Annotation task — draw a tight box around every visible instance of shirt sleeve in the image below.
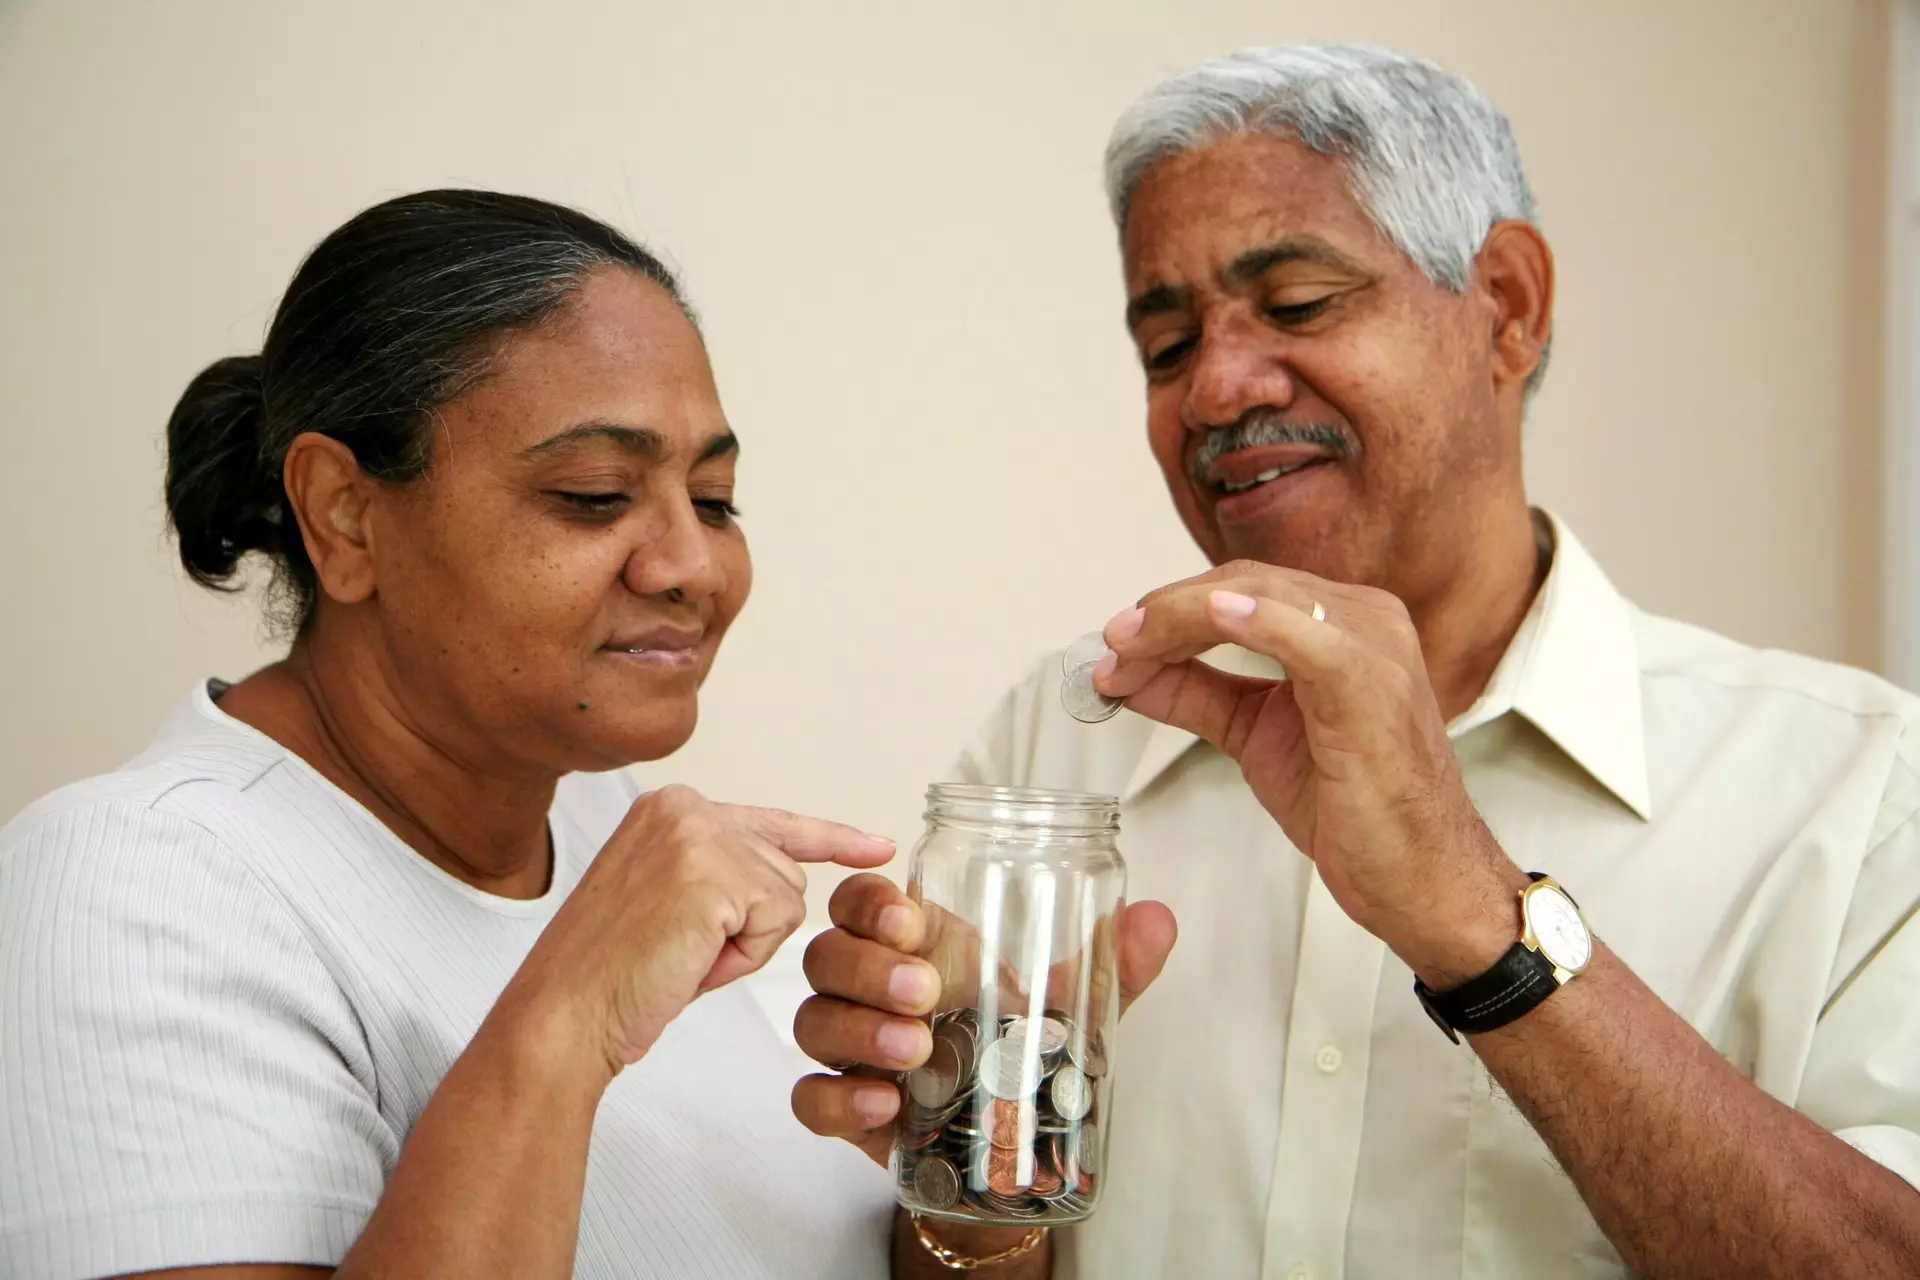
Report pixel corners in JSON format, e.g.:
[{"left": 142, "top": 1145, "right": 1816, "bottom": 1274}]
[
  {"left": 0, "top": 798, "right": 397, "bottom": 1280},
  {"left": 1796, "top": 805, "right": 1920, "bottom": 1194}
]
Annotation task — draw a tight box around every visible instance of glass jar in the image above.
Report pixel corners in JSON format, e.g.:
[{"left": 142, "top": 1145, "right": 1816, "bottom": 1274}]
[{"left": 891, "top": 784, "right": 1126, "bottom": 1227}]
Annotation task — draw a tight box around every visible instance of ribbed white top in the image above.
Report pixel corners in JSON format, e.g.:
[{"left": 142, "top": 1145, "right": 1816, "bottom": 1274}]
[{"left": 0, "top": 683, "right": 891, "bottom": 1279}]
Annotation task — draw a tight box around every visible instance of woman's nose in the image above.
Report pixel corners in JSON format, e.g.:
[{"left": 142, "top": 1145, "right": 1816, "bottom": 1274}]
[{"left": 622, "top": 498, "right": 725, "bottom": 602}]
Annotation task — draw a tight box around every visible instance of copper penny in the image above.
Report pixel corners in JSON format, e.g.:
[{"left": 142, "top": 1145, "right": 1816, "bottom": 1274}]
[
  {"left": 988, "top": 1097, "right": 1035, "bottom": 1150},
  {"left": 985, "top": 1144, "right": 1027, "bottom": 1196},
  {"left": 1030, "top": 1161, "right": 1064, "bottom": 1198}
]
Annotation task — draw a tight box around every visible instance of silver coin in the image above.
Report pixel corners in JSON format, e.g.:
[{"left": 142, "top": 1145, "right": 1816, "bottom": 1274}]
[
  {"left": 907, "top": 1034, "right": 963, "bottom": 1109},
  {"left": 1060, "top": 661, "right": 1123, "bottom": 724},
  {"left": 1060, "top": 630, "right": 1110, "bottom": 676},
  {"left": 1049, "top": 1065, "right": 1092, "bottom": 1121},
  {"left": 913, "top": 1154, "right": 962, "bottom": 1211},
  {"left": 1001, "top": 1014, "right": 1071, "bottom": 1058},
  {"left": 977, "top": 1032, "right": 1043, "bottom": 1100},
  {"left": 932, "top": 1016, "right": 979, "bottom": 1083},
  {"left": 1073, "top": 1120, "right": 1103, "bottom": 1177},
  {"left": 1069, "top": 1030, "right": 1108, "bottom": 1079}
]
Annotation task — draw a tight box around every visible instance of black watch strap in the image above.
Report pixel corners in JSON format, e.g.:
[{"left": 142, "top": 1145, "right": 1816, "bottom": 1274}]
[{"left": 1413, "top": 941, "right": 1561, "bottom": 1043}]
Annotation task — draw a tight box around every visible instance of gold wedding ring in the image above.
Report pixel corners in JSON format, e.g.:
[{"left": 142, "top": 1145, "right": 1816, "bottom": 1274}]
[{"left": 1309, "top": 600, "right": 1327, "bottom": 623}]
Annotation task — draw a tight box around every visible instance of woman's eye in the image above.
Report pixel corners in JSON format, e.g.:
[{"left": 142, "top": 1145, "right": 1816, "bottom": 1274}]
[
  {"left": 695, "top": 498, "right": 741, "bottom": 528},
  {"left": 1269, "top": 297, "right": 1333, "bottom": 325}
]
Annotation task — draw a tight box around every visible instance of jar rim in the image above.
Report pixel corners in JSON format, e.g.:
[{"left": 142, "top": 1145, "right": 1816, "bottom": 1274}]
[{"left": 923, "top": 784, "right": 1119, "bottom": 832}]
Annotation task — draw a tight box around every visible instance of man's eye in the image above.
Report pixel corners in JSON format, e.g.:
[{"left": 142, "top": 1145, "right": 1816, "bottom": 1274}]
[
  {"left": 1144, "top": 338, "right": 1195, "bottom": 372},
  {"left": 1269, "top": 297, "right": 1333, "bottom": 325},
  {"left": 694, "top": 498, "right": 741, "bottom": 528},
  {"left": 551, "top": 491, "right": 630, "bottom": 515}
]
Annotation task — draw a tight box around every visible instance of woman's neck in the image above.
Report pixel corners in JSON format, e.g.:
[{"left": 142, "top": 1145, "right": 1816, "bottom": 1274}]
[{"left": 217, "top": 632, "right": 558, "bottom": 900}]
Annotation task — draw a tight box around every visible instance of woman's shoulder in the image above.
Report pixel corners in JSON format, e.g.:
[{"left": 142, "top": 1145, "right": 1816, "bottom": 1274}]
[{"left": 0, "top": 684, "right": 311, "bottom": 908}]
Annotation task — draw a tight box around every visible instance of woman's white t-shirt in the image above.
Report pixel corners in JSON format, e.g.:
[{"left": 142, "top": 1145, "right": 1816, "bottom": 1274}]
[{"left": 0, "top": 683, "right": 892, "bottom": 1280}]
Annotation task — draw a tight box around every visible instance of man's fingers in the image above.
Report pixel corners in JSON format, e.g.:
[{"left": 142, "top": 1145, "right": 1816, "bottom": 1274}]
[
  {"left": 791, "top": 1072, "right": 901, "bottom": 1143},
  {"left": 793, "top": 993, "right": 932, "bottom": 1072},
  {"left": 738, "top": 807, "right": 897, "bottom": 867},
  {"left": 1116, "top": 899, "right": 1178, "bottom": 1016},
  {"left": 1107, "top": 658, "right": 1281, "bottom": 754},
  {"left": 1201, "top": 590, "right": 1356, "bottom": 697},
  {"left": 827, "top": 872, "right": 925, "bottom": 950},
  {"left": 802, "top": 927, "right": 941, "bottom": 1015}
]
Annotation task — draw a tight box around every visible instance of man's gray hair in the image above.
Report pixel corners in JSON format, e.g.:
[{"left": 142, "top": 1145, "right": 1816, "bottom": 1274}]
[{"left": 1105, "top": 43, "right": 1549, "bottom": 389}]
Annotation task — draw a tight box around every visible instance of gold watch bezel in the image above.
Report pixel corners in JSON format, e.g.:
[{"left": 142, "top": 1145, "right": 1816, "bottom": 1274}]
[{"left": 1519, "top": 875, "right": 1592, "bottom": 982}]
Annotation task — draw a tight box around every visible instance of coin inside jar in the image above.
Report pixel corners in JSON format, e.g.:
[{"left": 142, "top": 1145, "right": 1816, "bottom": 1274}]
[
  {"left": 907, "top": 1034, "right": 962, "bottom": 1109},
  {"left": 1048, "top": 1064, "right": 1092, "bottom": 1121},
  {"left": 988, "top": 1097, "right": 1036, "bottom": 1150},
  {"left": 978, "top": 1030, "right": 1044, "bottom": 1100},
  {"left": 913, "top": 1154, "right": 962, "bottom": 1211}
]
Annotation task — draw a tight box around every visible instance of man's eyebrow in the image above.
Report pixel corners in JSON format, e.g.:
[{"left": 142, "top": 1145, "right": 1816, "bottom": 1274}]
[
  {"left": 695, "top": 430, "right": 740, "bottom": 464},
  {"left": 1223, "top": 238, "right": 1367, "bottom": 287},
  {"left": 518, "top": 423, "right": 740, "bottom": 463},
  {"left": 1125, "top": 284, "right": 1190, "bottom": 331}
]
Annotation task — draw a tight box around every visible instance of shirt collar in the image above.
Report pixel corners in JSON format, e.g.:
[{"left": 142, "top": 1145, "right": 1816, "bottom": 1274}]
[{"left": 1121, "top": 510, "right": 1652, "bottom": 820}]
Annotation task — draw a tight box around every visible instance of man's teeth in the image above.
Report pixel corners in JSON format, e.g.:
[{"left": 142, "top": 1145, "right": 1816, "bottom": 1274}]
[{"left": 1220, "top": 461, "right": 1312, "bottom": 494}]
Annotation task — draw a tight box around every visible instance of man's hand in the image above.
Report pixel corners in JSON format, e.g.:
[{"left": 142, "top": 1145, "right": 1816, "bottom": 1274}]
[
  {"left": 1096, "top": 561, "right": 1525, "bottom": 984},
  {"left": 790, "top": 873, "right": 1176, "bottom": 1165}
]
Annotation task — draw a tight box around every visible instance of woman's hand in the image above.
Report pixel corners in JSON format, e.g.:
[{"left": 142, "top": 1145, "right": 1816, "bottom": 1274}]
[
  {"left": 502, "top": 784, "right": 897, "bottom": 1083},
  {"left": 788, "top": 873, "right": 1177, "bottom": 1166}
]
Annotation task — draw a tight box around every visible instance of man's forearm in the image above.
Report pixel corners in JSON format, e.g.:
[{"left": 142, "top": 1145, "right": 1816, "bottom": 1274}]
[
  {"left": 1468, "top": 942, "right": 1920, "bottom": 1279},
  {"left": 889, "top": 1209, "right": 1052, "bottom": 1279}
]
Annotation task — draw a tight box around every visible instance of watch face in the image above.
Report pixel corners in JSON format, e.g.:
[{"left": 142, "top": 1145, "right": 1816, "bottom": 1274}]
[{"left": 1526, "top": 886, "right": 1592, "bottom": 972}]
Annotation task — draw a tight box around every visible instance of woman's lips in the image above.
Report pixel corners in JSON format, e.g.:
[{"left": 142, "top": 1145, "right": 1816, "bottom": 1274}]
[{"left": 602, "top": 626, "right": 704, "bottom": 669}]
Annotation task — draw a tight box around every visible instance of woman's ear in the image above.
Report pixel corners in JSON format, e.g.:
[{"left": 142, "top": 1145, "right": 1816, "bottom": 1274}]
[{"left": 283, "top": 433, "right": 379, "bottom": 606}]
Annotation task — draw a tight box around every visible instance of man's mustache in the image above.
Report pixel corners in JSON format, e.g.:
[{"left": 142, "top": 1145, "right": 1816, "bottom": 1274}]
[{"left": 1189, "top": 410, "right": 1357, "bottom": 487}]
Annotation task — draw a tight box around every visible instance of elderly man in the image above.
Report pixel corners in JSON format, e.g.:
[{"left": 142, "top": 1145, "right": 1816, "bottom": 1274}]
[{"left": 792, "top": 43, "right": 1920, "bottom": 1279}]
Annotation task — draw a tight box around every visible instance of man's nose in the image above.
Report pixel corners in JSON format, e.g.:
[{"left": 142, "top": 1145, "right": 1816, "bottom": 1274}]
[{"left": 1182, "top": 319, "right": 1297, "bottom": 432}]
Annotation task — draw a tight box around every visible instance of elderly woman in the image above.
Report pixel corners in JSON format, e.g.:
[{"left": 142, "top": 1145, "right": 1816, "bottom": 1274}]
[{"left": 0, "top": 190, "right": 919, "bottom": 1280}]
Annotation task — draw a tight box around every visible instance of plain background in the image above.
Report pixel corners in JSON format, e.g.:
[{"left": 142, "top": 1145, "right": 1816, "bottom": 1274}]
[{"left": 0, "top": 1, "right": 1903, "bottom": 1014}]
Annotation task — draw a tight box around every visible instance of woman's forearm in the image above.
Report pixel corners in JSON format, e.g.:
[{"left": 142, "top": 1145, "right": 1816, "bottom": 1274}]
[{"left": 336, "top": 992, "right": 609, "bottom": 1280}]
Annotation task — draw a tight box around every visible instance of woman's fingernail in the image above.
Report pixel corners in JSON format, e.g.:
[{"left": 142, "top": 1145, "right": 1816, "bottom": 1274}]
[
  {"left": 1105, "top": 605, "right": 1147, "bottom": 642},
  {"left": 878, "top": 1020, "right": 925, "bottom": 1063},
  {"left": 877, "top": 904, "right": 913, "bottom": 944},
  {"left": 1209, "top": 590, "right": 1258, "bottom": 619},
  {"left": 854, "top": 1086, "right": 898, "bottom": 1125},
  {"left": 1092, "top": 651, "right": 1118, "bottom": 686},
  {"left": 861, "top": 831, "right": 896, "bottom": 850},
  {"left": 888, "top": 963, "right": 935, "bottom": 1007}
]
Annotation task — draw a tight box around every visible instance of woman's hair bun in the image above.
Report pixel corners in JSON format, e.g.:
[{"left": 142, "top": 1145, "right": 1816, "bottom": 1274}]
[{"left": 164, "top": 353, "right": 280, "bottom": 590}]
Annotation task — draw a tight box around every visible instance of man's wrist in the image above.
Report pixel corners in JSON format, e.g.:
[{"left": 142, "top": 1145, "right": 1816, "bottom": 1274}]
[
  {"left": 1394, "top": 861, "right": 1532, "bottom": 990},
  {"left": 900, "top": 1208, "right": 1047, "bottom": 1271}
]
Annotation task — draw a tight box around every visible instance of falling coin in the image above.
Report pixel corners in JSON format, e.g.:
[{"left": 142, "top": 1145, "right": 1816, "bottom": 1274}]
[
  {"left": 978, "top": 1033, "right": 1042, "bottom": 1101},
  {"left": 914, "top": 1154, "right": 962, "bottom": 1211}
]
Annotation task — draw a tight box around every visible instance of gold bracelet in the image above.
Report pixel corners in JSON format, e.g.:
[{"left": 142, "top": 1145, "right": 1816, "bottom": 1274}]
[{"left": 910, "top": 1213, "right": 1047, "bottom": 1271}]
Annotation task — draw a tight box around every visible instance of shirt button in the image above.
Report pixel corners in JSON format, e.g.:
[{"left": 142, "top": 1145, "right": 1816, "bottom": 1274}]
[
  {"left": 1314, "top": 1044, "right": 1343, "bottom": 1074},
  {"left": 1286, "top": 1265, "right": 1313, "bottom": 1280}
]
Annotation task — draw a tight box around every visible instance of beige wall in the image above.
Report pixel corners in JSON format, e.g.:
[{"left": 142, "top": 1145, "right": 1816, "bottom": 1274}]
[{"left": 0, "top": 1, "right": 1890, "bottom": 913}]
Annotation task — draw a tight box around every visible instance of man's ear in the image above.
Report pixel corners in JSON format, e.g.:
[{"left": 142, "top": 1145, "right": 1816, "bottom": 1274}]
[{"left": 1477, "top": 219, "right": 1555, "bottom": 393}]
